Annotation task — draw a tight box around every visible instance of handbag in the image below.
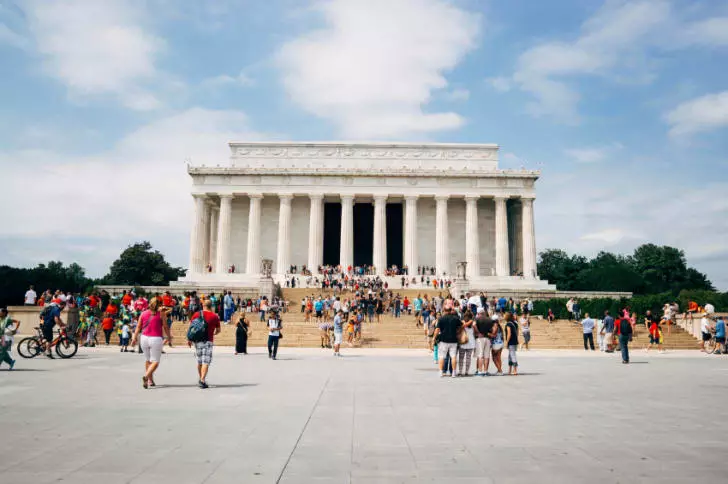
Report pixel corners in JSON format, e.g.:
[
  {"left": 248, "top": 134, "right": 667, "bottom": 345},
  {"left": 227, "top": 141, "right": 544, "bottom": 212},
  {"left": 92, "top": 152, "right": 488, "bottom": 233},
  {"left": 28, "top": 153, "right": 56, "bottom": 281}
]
[{"left": 457, "top": 327, "right": 469, "bottom": 345}]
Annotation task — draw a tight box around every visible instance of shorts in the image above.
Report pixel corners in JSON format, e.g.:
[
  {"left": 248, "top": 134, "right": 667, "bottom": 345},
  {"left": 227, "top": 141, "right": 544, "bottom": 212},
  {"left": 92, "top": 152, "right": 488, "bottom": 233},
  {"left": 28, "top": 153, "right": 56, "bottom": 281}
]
[
  {"left": 121, "top": 336, "right": 130, "bottom": 346},
  {"left": 316, "top": 310, "right": 322, "bottom": 318},
  {"left": 42, "top": 324, "right": 54, "bottom": 342},
  {"left": 649, "top": 334, "right": 659, "bottom": 344},
  {"left": 414, "top": 310, "right": 421, "bottom": 317},
  {"left": 140, "top": 335, "right": 164, "bottom": 362},
  {"left": 702, "top": 332, "right": 712, "bottom": 342},
  {"left": 522, "top": 331, "right": 531, "bottom": 344},
  {"left": 334, "top": 331, "right": 342, "bottom": 345},
  {"left": 195, "top": 341, "right": 214, "bottom": 365},
  {"left": 438, "top": 342, "right": 457, "bottom": 361},
  {"left": 492, "top": 342, "right": 504, "bottom": 351},
  {"left": 604, "top": 332, "right": 613, "bottom": 342},
  {"left": 475, "top": 337, "right": 491, "bottom": 359}
]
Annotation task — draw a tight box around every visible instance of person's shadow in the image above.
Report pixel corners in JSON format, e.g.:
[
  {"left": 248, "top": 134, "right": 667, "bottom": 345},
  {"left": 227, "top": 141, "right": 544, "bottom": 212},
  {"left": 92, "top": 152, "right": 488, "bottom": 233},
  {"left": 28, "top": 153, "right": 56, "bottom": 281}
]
[{"left": 153, "top": 383, "right": 258, "bottom": 389}]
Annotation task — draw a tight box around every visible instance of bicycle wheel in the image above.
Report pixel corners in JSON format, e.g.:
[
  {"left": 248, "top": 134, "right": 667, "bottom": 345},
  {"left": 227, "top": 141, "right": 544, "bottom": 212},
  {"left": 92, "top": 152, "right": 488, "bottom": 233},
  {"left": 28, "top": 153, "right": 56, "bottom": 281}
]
[
  {"left": 55, "top": 337, "right": 78, "bottom": 359},
  {"left": 705, "top": 338, "right": 715, "bottom": 354},
  {"left": 17, "top": 337, "right": 42, "bottom": 358}
]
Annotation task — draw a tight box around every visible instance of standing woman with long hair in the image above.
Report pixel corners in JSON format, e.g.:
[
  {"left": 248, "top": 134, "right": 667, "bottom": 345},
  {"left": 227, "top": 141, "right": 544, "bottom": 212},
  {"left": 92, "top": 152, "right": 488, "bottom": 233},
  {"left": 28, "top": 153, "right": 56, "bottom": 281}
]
[
  {"left": 490, "top": 314, "right": 504, "bottom": 376},
  {"left": 235, "top": 314, "right": 249, "bottom": 355},
  {"left": 131, "top": 297, "right": 171, "bottom": 389}
]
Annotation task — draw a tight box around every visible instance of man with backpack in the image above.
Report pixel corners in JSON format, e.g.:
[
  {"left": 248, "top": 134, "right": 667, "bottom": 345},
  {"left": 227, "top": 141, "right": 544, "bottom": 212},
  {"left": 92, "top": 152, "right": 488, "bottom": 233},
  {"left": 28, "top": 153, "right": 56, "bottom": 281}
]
[
  {"left": 187, "top": 299, "right": 221, "bottom": 389},
  {"left": 617, "top": 315, "right": 633, "bottom": 364}
]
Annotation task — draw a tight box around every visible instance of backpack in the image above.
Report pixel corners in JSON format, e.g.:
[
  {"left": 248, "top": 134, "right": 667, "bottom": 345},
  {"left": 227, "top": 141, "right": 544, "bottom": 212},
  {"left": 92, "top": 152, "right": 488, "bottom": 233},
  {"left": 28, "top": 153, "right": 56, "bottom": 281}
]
[
  {"left": 187, "top": 312, "right": 208, "bottom": 342},
  {"left": 619, "top": 318, "right": 632, "bottom": 336}
]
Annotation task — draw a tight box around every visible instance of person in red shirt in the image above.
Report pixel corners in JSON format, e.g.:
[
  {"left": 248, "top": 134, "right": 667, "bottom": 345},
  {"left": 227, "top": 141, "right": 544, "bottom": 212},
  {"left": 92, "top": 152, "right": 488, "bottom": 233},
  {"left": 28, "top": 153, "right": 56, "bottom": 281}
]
[
  {"left": 189, "top": 299, "right": 221, "bottom": 389},
  {"left": 121, "top": 291, "right": 132, "bottom": 307},
  {"left": 101, "top": 313, "right": 115, "bottom": 346}
]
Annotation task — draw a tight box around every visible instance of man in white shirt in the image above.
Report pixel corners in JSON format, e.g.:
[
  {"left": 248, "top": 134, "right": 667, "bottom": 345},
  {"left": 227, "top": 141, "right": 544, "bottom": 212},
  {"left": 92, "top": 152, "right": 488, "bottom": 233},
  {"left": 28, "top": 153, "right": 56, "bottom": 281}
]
[
  {"left": 700, "top": 315, "right": 713, "bottom": 352},
  {"left": 24, "top": 286, "right": 37, "bottom": 306},
  {"left": 581, "top": 314, "right": 596, "bottom": 351}
]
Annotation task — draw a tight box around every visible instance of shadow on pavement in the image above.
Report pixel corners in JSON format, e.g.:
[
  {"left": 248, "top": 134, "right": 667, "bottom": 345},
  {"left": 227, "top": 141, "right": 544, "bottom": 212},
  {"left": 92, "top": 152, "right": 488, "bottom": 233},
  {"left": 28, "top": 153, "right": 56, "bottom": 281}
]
[{"left": 154, "top": 383, "right": 259, "bottom": 389}]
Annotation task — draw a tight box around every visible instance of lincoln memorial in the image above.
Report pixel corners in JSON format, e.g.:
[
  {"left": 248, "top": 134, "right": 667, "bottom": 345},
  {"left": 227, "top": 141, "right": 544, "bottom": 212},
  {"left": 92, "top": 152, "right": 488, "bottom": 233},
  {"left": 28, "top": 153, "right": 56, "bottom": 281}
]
[{"left": 176, "top": 142, "right": 555, "bottom": 292}]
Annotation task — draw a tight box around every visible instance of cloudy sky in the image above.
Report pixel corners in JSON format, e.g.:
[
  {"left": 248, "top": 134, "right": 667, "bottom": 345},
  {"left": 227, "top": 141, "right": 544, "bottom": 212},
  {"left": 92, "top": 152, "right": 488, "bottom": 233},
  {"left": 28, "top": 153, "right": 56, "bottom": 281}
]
[{"left": 1, "top": 0, "right": 727, "bottom": 288}]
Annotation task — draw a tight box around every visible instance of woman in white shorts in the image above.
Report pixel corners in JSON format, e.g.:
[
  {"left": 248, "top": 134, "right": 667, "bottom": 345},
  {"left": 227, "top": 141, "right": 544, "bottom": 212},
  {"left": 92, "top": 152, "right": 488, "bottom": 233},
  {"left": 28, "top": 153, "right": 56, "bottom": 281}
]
[{"left": 131, "top": 297, "right": 171, "bottom": 389}]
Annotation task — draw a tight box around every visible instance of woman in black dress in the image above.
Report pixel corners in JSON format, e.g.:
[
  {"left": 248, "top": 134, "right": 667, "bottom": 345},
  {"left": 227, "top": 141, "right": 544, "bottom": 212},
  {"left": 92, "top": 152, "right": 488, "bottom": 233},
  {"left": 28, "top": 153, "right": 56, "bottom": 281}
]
[{"left": 235, "top": 315, "right": 249, "bottom": 355}]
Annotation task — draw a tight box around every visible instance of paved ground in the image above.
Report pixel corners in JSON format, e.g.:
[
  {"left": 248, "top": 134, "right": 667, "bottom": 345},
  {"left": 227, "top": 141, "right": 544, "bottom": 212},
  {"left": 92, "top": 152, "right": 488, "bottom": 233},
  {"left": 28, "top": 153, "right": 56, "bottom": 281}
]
[{"left": 1, "top": 346, "right": 727, "bottom": 484}]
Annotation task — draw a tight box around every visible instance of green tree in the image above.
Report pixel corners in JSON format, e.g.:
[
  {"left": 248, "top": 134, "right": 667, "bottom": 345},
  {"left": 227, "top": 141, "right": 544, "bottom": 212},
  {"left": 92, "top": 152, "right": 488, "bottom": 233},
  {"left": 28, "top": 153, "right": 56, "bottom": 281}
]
[
  {"left": 632, "top": 244, "right": 713, "bottom": 293},
  {"left": 537, "top": 249, "right": 588, "bottom": 291},
  {"left": 103, "top": 242, "right": 186, "bottom": 286}
]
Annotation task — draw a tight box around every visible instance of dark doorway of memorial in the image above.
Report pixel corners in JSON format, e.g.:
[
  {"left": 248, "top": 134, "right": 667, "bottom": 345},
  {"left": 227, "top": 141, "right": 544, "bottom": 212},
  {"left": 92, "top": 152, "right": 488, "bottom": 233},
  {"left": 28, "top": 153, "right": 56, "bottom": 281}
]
[
  {"left": 386, "top": 203, "right": 403, "bottom": 269},
  {"left": 323, "top": 202, "right": 342, "bottom": 266},
  {"left": 353, "top": 203, "right": 374, "bottom": 267}
]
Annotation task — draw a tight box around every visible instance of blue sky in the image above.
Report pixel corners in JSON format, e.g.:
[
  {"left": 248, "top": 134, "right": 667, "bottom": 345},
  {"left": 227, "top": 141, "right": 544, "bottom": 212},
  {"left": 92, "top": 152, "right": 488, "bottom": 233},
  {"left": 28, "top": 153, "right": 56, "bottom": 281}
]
[{"left": 1, "top": 0, "right": 727, "bottom": 289}]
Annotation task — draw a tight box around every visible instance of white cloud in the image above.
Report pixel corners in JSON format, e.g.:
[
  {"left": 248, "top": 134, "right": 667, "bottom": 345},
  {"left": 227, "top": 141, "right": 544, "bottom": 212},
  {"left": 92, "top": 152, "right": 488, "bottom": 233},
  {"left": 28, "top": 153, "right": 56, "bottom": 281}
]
[
  {"left": 276, "top": 0, "right": 479, "bottom": 138},
  {"left": 512, "top": 0, "right": 672, "bottom": 121},
  {"left": 19, "top": 0, "right": 164, "bottom": 110},
  {"left": 485, "top": 76, "right": 511, "bottom": 92},
  {"left": 0, "top": 108, "right": 265, "bottom": 275},
  {"left": 580, "top": 228, "right": 637, "bottom": 245},
  {"left": 665, "top": 91, "right": 728, "bottom": 136},
  {"left": 444, "top": 88, "right": 470, "bottom": 102},
  {"left": 201, "top": 72, "right": 255, "bottom": 89},
  {"left": 682, "top": 17, "right": 728, "bottom": 47},
  {"left": 565, "top": 143, "right": 622, "bottom": 163},
  {"left": 0, "top": 22, "right": 28, "bottom": 49}
]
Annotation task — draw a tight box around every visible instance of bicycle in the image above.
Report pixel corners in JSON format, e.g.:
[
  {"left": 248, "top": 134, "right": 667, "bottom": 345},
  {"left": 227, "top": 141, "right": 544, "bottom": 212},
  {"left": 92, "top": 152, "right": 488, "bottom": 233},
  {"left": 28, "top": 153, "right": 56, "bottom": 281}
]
[{"left": 17, "top": 326, "right": 78, "bottom": 359}]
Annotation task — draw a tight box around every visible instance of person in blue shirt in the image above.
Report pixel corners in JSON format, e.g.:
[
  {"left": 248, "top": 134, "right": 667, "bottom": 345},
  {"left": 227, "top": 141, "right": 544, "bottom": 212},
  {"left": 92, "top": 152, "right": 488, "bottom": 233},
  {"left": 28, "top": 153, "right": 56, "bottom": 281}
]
[
  {"left": 314, "top": 298, "right": 324, "bottom": 323},
  {"left": 497, "top": 297, "right": 507, "bottom": 313},
  {"left": 715, "top": 317, "right": 726, "bottom": 354}
]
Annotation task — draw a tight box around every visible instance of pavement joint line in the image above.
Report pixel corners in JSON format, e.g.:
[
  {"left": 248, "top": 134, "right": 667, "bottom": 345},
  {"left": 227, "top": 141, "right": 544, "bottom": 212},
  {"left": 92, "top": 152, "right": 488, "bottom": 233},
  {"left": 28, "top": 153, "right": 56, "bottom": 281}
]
[{"left": 275, "top": 374, "right": 331, "bottom": 484}]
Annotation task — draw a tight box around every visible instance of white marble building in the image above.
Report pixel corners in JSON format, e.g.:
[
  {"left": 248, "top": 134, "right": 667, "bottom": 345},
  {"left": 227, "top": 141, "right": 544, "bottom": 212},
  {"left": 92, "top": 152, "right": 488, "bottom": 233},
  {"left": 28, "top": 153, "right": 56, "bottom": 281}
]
[{"left": 177, "top": 142, "right": 555, "bottom": 291}]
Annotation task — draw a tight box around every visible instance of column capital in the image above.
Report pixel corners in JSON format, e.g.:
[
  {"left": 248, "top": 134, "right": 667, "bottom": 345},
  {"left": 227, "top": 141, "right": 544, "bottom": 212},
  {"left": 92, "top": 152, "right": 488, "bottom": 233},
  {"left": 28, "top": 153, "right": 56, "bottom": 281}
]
[
  {"left": 494, "top": 195, "right": 508, "bottom": 202},
  {"left": 435, "top": 195, "right": 449, "bottom": 202},
  {"left": 340, "top": 194, "right": 355, "bottom": 202},
  {"left": 278, "top": 193, "right": 294, "bottom": 201},
  {"left": 249, "top": 193, "right": 264, "bottom": 200},
  {"left": 464, "top": 195, "right": 480, "bottom": 203},
  {"left": 404, "top": 194, "right": 419, "bottom": 201},
  {"left": 192, "top": 193, "right": 206, "bottom": 200},
  {"left": 520, "top": 196, "right": 535, "bottom": 203},
  {"left": 309, "top": 193, "right": 324, "bottom": 201},
  {"left": 373, "top": 194, "right": 388, "bottom": 202},
  {"left": 219, "top": 194, "right": 234, "bottom": 200}
]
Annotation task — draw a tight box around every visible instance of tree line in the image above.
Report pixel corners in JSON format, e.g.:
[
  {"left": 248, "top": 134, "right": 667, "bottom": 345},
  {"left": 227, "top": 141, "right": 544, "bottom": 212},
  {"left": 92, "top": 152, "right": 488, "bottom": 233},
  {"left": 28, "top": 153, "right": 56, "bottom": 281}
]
[{"left": 0, "top": 242, "right": 185, "bottom": 309}]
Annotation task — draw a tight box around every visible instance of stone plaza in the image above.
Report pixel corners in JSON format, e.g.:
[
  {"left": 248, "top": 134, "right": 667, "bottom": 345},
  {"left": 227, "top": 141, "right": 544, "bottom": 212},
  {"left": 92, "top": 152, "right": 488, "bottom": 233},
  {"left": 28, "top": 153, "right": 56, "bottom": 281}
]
[
  {"left": 177, "top": 142, "right": 555, "bottom": 293},
  {"left": 2, "top": 347, "right": 726, "bottom": 483}
]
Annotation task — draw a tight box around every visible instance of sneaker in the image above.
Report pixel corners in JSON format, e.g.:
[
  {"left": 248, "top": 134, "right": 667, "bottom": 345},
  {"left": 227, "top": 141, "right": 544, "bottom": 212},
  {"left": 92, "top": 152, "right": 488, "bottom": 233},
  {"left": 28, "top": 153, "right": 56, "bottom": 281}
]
[
  {"left": 484, "top": 371, "right": 491, "bottom": 376},
  {"left": 497, "top": 372, "right": 503, "bottom": 376},
  {"left": 8, "top": 359, "right": 15, "bottom": 370},
  {"left": 474, "top": 371, "right": 481, "bottom": 376},
  {"left": 200, "top": 381, "right": 209, "bottom": 389},
  {"left": 451, "top": 373, "right": 458, "bottom": 378}
]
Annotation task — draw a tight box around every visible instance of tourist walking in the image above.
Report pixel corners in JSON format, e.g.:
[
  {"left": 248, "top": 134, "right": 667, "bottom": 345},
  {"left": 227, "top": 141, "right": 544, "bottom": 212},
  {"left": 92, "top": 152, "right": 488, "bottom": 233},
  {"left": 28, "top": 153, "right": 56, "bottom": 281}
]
[
  {"left": 267, "top": 310, "right": 282, "bottom": 360},
  {"left": 617, "top": 315, "right": 633, "bottom": 364},
  {"left": 474, "top": 309, "right": 493, "bottom": 376},
  {"left": 432, "top": 300, "right": 461, "bottom": 378},
  {"left": 505, "top": 312, "right": 519, "bottom": 375},
  {"left": 333, "top": 310, "right": 343, "bottom": 356},
  {"left": 235, "top": 314, "right": 249, "bottom": 355},
  {"left": 520, "top": 314, "right": 531, "bottom": 351},
  {"left": 491, "top": 315, "right": 504, "bottom": 376},
  {"left": 602, "top": 311, "right": 615, "bottom": 352},
  {"left": 189, "top": 300, "right": 221, "bottom": 389},
  {"left": 224, "top": 291, "right": 234, "bottom": 323},
  {"left": 581, "top": 313, "right": 596, "bottom": 351},
  {"left": 457, "top": 310, "right": 475, "bottom": 376},
  {"left": 101, "top": 313, "right": 114, "bottom": 346},
  {"left": 0, "top": 308, "right": 19, "bottom": 370},
  {"left": 131, "top": 297, "right": 172, "bottom": 389}
]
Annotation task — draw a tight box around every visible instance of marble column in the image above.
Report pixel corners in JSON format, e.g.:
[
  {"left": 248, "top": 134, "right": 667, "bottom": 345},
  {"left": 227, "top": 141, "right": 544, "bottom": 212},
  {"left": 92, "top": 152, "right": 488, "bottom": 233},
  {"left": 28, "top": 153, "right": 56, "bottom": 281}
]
[
  {"left": 276, "top": 194, "right": 293, "bottom": 275},
  {"left": 188, "top": 195, "right": 206, "bottom": 275},
  {"left": 339, "top": 195, "right": 354, "bottom": 271},
  {"left": 200, "top": 202, "right": 211, "bottom": 270},
  {"left": 465, "top": 196, "right": 480, "bottom": 279},
  {"left": 216, "top": 195, "right": 233, "bottom": 274},
  {"left": 404, "top": 196, "right": 418, "bottom": 274},
  {"left": 435, "top": 196, "right": 449, "bottom": 276},
  {"left": 246, "top": 194, "right": 263, "bottom": 275},
  {"left": 521, "top": 197, "right": 537, "bottom": 279},
  {"left": 307, "top": 194, "right": 324, "bottom": 272},
  {"left": 373, "top": 195, "right": 387, "bottom": 274},
  {"left": 209, "top": 207, "right": 219, "bottom": 269},
  {"left": 495, "top": 196, "right": 510, "bottom": 277}
]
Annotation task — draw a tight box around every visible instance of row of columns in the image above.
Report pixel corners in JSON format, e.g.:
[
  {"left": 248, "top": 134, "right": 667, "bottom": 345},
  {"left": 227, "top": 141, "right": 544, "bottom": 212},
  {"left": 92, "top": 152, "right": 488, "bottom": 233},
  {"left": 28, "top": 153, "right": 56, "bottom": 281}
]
[{"left": 189, "top": 194, "right": 538, "bottom": 278}]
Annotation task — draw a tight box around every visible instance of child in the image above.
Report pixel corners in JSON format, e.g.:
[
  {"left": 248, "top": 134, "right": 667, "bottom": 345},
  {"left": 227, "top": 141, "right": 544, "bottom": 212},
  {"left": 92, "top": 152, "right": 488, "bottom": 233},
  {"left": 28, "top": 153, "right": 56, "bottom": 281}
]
[
  {"left": 645, "top": 317, "right": 663, "bottom": 353},
  {"left": 120, "top": 320, "right": 130, "bottom": 352},
  {"left": 86, "top": 316, "right": 97, "bottom": 347},
  {"left": 346, "top": 317, "right": 355, "bottom": 346},
  {"left": 547, "top": 308, "right": 555, "bottom": 324}
]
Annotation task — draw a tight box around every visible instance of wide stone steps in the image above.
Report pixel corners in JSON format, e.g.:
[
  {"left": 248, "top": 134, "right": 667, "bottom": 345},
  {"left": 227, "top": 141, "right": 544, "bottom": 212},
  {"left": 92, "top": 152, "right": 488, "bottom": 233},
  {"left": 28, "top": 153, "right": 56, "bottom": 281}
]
[{"left": 97, "top": 313, "right": 699, "bottom": 350}]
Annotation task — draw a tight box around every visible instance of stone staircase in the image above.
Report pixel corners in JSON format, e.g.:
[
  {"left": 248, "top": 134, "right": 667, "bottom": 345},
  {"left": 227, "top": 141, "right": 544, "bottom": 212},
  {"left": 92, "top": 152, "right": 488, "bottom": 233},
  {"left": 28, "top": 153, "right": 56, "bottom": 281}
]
[{"left": 524, "top": 317, "right": 700, "bottom": 350}]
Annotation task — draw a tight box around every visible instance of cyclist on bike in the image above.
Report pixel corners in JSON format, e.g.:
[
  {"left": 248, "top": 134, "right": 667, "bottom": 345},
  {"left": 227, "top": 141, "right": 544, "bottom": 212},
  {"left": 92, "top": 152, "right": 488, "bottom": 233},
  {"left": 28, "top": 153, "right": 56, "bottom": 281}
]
[{"left": 40, "top": 299, "right": 65, "bottom": 358}]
